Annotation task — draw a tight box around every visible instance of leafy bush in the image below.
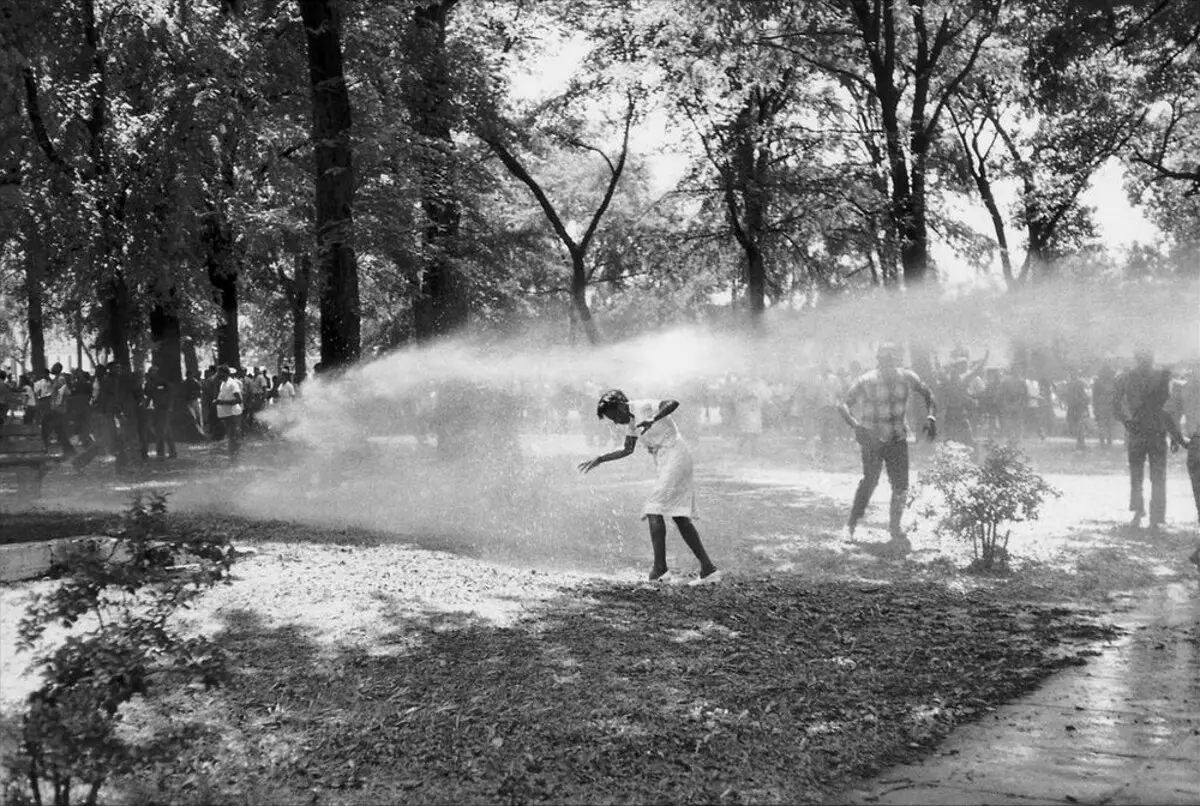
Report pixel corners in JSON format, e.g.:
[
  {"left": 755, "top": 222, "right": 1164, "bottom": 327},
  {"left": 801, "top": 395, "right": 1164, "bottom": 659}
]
[
  {"left": 915, "top": 441, "right": 1060, "bottom": 572},
  {"left": 3, "top": 493, "right": 235, "bottom": 806}
]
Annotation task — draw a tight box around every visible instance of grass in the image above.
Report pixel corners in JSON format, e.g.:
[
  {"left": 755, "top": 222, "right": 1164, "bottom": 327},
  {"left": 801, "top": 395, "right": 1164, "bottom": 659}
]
[{"left": 100, "top": 576, "right": 1116, "bottom": 806}]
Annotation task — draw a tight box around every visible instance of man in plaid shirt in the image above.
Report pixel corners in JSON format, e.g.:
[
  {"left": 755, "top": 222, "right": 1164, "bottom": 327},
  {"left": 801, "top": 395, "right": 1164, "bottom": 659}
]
[{"left": 838, "top": 342, "right": 937, "bottom": 549}]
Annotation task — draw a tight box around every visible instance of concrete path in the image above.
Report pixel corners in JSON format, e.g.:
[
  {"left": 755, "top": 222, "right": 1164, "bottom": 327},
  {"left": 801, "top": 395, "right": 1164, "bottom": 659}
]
[{"left": 837, "top": 581, "right": 1200, "bottom": 805}]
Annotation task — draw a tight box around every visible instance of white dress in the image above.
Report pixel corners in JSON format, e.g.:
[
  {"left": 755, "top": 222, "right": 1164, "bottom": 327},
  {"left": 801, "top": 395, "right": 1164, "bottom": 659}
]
[{"left": 625, "top": 399, "right": 697, "bottom": 520}]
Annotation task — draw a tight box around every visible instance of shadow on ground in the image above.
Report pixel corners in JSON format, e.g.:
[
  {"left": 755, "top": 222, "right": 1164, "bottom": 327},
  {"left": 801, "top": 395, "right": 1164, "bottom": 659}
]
[{"left": 100, "top": 577, "right": 1121, "bottom": 806}]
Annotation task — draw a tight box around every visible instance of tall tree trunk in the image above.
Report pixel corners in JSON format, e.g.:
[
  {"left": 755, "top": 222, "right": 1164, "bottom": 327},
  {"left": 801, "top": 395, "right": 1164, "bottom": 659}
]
[
  {"left": 23, "top": 233, "right": 47, "bottom": 375},
  {"left": 103, "top": 273, "right": 131, "bottom": 367},
  {"left": 292, "top": 252, "right": 311, "bottom": 382},
  {"left": 569, "top": 252, "right": 599, "bottom": 345},
  {"left": 149, "top": 300, "right": 182, "bottom": 383},
  {"left": 206, "top": 224, "right": 240, "bottom": 367},
  {"left": 299, "top": 0, "right": 360, "bottom": 371},
  {"left": 409, "top": 0, "right": 467, "bottom": 342}
]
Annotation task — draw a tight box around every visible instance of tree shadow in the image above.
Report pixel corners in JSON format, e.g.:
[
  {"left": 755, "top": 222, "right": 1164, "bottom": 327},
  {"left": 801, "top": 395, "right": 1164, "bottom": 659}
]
[{"left": 93, "top": 577, "right": 1124, "bottom": 806}]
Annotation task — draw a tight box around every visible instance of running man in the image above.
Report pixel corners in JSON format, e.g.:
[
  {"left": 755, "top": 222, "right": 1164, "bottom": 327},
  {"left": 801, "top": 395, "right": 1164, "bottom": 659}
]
[{"left": 838, "top": 342, "right": 937, "bottom": 551}]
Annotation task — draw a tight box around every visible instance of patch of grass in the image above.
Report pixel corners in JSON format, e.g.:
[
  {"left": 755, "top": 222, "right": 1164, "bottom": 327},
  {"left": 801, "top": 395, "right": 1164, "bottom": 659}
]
[{"left": 95, "top": 577, "right": 1117, "bottom": 806}]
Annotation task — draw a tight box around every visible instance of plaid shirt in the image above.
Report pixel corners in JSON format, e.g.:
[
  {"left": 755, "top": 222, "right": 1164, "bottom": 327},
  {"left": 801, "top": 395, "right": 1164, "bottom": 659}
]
[{"left": 844, "top": 368, "right": 935, "bottom": 443}]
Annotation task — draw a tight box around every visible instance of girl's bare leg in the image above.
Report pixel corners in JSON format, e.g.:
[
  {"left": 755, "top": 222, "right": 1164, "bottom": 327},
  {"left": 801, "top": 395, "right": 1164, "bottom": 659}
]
[
  {"left": 673, "top": 516, "right": 717, "bottom": 577},
  {"left": 647, "top": 515, "right": 668, "bottom": 579}
]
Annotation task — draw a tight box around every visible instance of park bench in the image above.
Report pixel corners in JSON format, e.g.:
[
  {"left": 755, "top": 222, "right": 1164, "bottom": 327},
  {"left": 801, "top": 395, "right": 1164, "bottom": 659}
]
[{"left": 0, "top": 420, "right": 57, "bottom": 499}]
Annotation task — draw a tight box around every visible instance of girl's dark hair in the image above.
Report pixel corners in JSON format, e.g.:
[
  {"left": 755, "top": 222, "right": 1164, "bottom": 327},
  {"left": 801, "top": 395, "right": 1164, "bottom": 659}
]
[{"left": 596, "top": 388, "right": 628, "bottom": 419}]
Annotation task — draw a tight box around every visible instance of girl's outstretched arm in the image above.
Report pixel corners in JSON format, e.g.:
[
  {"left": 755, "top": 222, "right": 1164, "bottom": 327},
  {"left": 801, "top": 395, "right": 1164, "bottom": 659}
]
[
  {"left": 637, "top": 399, "right": 679, "bottom": 433},
  {"left": 578, "top": 435, "right": 637, "bottom": 474}
]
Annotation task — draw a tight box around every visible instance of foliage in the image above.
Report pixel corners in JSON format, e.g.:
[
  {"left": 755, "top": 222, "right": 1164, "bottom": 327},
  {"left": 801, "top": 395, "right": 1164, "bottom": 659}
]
[
  {"left": 916, "top": 441, "right": 1060, "bottom": 572},
  {"left": 3, "top": 492, "right": 235, "bottom": 806},
  {"left": 2, "top": 0, "right": 1198, "bottom": 365}
]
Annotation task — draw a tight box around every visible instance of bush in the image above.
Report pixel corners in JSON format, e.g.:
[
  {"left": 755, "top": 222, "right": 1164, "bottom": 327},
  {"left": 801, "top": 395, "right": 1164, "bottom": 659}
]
[
  {"left": 915, "top": 441, "right": 1060, "bottom": 572},
  {"left": 3, "top": 493, "right": 235, "bottom": 806}
]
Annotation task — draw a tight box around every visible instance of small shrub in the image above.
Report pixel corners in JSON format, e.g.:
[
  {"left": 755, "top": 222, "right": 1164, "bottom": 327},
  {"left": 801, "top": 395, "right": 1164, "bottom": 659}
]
[
  {"left": 915, "top": 441, "right": 1060, "bottom": 573},
  {"left": 3, "top": 493, "right": 235, "bottom": 806}
]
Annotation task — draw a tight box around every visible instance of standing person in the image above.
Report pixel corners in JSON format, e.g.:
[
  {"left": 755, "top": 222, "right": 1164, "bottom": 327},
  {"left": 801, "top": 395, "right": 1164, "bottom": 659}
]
[
  {"left": 215, "top": 365, "right": 244, "bottom": 458},
  {"left": 1093, "top": 359, "right": 1117, "bottom": 448},
  {"left": 202, "top": 366, "right": 222, "bottom": 441},
  {"left": 578, "top": 389, "right": 721, "bottom": 586},
  {"left": 939, "top": 347, "right": 988, "bottom": 447},
  {"left": 33, "top": 368, "right": 53, "bottom": 434},
  {"left": 1169, "top": 359, "right": 1200, "bottom": 568},
  {"left": 144, "top": 367, "right": 177, "bottom": 460},
  {"left": 183, "top": 369, "right": 205, "bottom": 437},
  {"left": 66, "top": 369, "right": 94, "bottom": 448},
  {"left": 72, "top": 364, "right": 114, "bottom": 472},
  {"left": 274, "top": 368, "right": 297, "bottom": 433},
  {"left": 1112, "top": 348, "right": 1174, "bottom": 531},
  {"left": 18, "top": 373, "right": 37, "bottom": 424},
  {"left": 838, "top": 342, "right": 937, "bottom": 551},
  {"left": 43, "top": 364, "right": 76, "bottom": 457},
  {"left": 1061, "top": 367, "right": 1091, "bottom": 451}
]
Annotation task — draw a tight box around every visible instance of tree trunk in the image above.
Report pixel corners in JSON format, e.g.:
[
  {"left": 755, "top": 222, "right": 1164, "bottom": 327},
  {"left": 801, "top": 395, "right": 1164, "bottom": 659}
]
[
  {"left": 299, "top": 0, "right": 360, "bottom": 372},
  {"left": 569, "top": 252, "right": 599, "bottom": 346},
  {"left": 149, "top": 301, "right": 182, "bottom": 383},
  {"left": 409, "top": 0, "right": 468, "bottom": 342},
  {"left": 292, "top": 252, "right": 311, "bottom": 382},
  {"left": 23, "top": 234, "right": 47, "bottom": 375},
  {"left": 207, "top": 240, "right": 239, "bottom": 367},
  {"left": 103, "top": 273, "right": 131, "bottom": 368}
]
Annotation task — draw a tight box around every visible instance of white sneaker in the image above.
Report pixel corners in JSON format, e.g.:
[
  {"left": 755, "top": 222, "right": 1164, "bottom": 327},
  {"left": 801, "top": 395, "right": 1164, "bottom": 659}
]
[{"left": 688, "top": 570, "right": 722, "bottom": 587}]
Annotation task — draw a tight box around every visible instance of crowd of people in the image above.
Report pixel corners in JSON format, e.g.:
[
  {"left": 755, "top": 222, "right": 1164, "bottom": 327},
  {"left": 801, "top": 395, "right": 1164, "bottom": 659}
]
[
  {"left": 3, "top": 344, "right": 1198, "bottom": 558},
  {"left": 1, "top": 362, "right": 299, "bottom": 472}
]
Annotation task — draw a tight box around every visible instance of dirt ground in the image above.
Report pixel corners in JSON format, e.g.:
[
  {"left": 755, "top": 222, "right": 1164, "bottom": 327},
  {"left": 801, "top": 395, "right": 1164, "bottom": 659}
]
[
  {"left": 4, "top": 430, "right": 1197, "bottom": 703},
  {"left": 2, "top": 430, "right": 1198, "bottom": 804}
]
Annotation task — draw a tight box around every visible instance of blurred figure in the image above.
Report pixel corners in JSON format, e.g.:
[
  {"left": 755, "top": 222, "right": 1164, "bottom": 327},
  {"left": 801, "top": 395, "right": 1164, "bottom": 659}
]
[
  {"left": 18, "top": 373, "right": 36, "bottom": 424},
  {"left": 999, "top": 367, "right": 1028, "bottom": 442},
  {"left": 939, "top": 347, "right": 988, "bottom": 447},
  {"left": 274, "top": 368, "right": 298, "bottom": 434},
  {"left": 41, "top": 363, "right": 75, "bottom": 457},
  {"left": 733, "top": 375, "right": 770, "bottom": 457},
  {"left": 66, "top": 368, "right": 94, "bottom": 448},
  {"left": 1168, "top": 360, "right": 1200, "bottom": 568},
  {"left": 184, "top": 369, "right": 205, "bottom": 437},
  {"left": 838, "top": 342, "right": 937, "bottom": 550},
  {"left": 812, "top": 362, "right": 845, "bottom": 459},
  {"left": 1093, "top": 359, "right": 1117, "bottom": 448},
  {"left": 1112, "top": 348, "right": 1175, "bottom": 531},
  {"left": 1061, "top": 367, "right": 1091, "bottom": 451}
]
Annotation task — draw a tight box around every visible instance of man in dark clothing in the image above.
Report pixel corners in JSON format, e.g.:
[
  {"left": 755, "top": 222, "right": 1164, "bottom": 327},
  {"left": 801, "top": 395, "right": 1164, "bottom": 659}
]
[
  {"left": 143, "top": 367, "right": 177, "bottom": 460},
  {"left": 42, "top": 363, "right": 75, "bottom": 457},
  {"left": 939, "top": 347, "right": 988, "bottom": 447},
  {"left": 72, "top": 363, "right": 120, "bottom": 472},
  {"left": 1112, "top": 349, "right": 1179, "bottom": 530}
]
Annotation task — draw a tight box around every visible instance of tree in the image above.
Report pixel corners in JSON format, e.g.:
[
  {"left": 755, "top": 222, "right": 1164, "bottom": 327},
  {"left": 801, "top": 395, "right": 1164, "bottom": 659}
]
[
  {"left": 299, "top": 0, "right": 360, "bottom": 372},
  {"left": 775, "top": 0, "right": 1002, "bottom": 286},
  {"left": 478, "top": 93, "right": 637, "bottom": 345}
]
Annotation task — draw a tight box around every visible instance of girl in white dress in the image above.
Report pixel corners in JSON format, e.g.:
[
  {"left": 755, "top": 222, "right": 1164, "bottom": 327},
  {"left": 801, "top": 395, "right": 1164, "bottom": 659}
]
[{"left": 578, "top": 389, "right": 721, "bottom": 585}]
